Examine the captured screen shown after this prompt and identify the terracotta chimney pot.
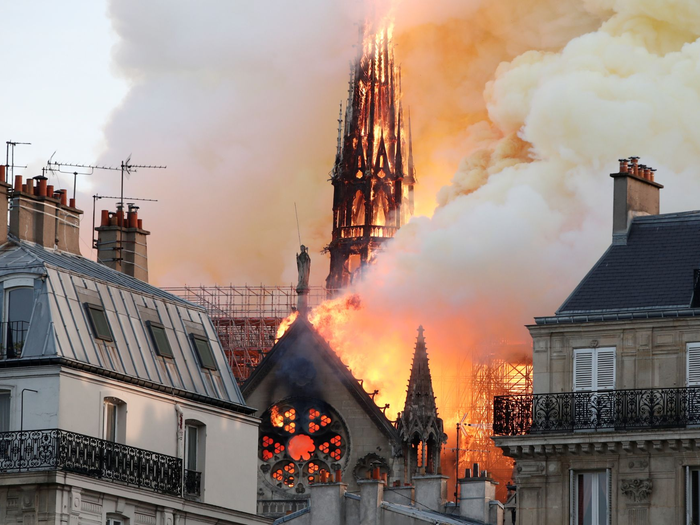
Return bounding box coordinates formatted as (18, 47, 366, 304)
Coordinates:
(14, 175, 22, 192)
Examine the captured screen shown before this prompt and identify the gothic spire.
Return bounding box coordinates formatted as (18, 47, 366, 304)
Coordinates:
(402, 325, 438, 418)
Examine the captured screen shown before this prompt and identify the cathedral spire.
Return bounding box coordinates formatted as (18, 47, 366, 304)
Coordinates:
(397, 326, 446, 480)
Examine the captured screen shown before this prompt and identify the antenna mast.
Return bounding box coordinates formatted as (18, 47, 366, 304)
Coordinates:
(120, 157, 166, 207)
(5, 141, 31, 184)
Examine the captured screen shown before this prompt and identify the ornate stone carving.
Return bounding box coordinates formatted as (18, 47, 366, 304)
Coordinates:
(621, 478, 652, 502)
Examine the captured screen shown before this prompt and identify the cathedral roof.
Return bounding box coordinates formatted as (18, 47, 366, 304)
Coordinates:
(242, 315, 400, 445)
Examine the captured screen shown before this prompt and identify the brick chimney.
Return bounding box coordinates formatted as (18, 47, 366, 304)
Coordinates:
(458, 466, 503, 525)
(611, 157, 663, 245)
(95, 203, 150, 282)
(8, 174, 82, 254)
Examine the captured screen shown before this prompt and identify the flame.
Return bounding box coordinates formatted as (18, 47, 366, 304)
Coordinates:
(275, 311, 298, 340)
(270, 405, 284, 428)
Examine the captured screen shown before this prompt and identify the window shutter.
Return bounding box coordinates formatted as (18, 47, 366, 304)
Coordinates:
(574, 349, 594, 391)
(596, 348, 616, 391)
(688, 344, 700, 386)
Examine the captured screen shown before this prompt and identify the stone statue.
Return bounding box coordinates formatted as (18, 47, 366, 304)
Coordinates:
(296, 245, 311, 293)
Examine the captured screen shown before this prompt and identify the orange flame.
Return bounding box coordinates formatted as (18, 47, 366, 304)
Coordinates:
(270, 405, 284, 428)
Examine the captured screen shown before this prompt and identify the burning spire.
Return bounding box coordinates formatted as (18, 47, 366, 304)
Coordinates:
(325, 19, 416, 291)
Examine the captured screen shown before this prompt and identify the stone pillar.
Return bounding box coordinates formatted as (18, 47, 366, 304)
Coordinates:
(459, 476, 497, 523)
(413, 475, 447, 512)
(310, 482, 346, 525)
(358, 479, 384, 525)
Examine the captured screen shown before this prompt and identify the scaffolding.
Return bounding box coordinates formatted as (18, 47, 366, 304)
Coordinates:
(464, 342, 533, 496)
(163, 285, 330, 382)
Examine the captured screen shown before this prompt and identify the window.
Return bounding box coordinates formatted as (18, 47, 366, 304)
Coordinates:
(574, 347, 616, 391)
(687, 467, 700, 524)
(571, 470, 610, 525)
(103, 397, 125, 443)
(185, 420, 205, 499)
(687, 343, 700, 386)
(86, 304, 113, 342)
(147, 320, 173, 358)
(4, 285, 33, 358)
(190, 334, 217, 370)
(0, 391, 9, 431)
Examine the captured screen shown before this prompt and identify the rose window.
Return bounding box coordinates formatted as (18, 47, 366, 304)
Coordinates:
(259, 398, 350, 493)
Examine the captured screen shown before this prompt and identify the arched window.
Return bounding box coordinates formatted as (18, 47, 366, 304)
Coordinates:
(351, 191, 365, 226)
(103, 397, 126, 443)
(372, 189, 388, 227)
(2, 278, 35, 358)
(185, 419, 206, 499)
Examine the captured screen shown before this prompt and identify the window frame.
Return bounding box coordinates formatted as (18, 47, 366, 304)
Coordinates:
(570, 469, 611, 525)
(573, 347, 616, 392)
(103, 397, 126, 443)
(85, 303, 114, 342)
(3, 282, 35, 359)
(146, 320, 174, 358)
(190, 333, 217, 370)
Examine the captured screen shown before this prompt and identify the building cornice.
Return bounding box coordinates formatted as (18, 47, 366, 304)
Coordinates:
(0, 357, 257, 415)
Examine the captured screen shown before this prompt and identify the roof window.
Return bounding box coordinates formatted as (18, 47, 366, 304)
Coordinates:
(147, 320, 173, 358)
(190, 333, 217, 370)
(85, 304, 113, 342)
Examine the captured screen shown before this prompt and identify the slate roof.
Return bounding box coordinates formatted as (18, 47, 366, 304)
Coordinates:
(242, 316, 400, 444)
(557, 211, 700, 315)
(0, 239, 250, 410)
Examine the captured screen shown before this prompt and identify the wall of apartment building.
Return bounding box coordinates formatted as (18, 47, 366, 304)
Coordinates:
(528, 317, 700, 394)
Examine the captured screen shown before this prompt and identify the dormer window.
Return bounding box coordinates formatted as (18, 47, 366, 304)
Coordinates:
(190, 334, 217, 370)
(85, 303, 113, 342)
(3, 279, 34, 358)
(147, 320, 173, 358)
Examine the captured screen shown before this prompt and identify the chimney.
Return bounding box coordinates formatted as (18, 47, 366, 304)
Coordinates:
(309, 478, 346, 525)
(8, 175, 82, 254)
(412, 474, 448, 513)
(0, 167, 9, 246)
(358, 475, 384, 525)
(458, 467, 502, 525)
(611, 157, 663, 245)
(95, 203, 150, 282)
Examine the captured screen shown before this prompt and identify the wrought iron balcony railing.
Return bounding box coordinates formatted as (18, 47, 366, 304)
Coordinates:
(1, 321, 29, 359)
(0, 429, 182, 496)
(185, 469, 202, 498)
(493, 387, 700, 436)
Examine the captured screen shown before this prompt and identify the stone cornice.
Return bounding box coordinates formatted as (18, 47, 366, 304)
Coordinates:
(493, 429, 700, 459)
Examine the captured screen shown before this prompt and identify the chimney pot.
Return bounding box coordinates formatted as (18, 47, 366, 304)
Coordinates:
(101, 210, 110, 227)
(334, 469, 342, 483)
(46, 185, 54, 198)
(618, 159, 628, 173)
(69, 198, 76, 208)
(137, 218, 143, 229)
(372, 466, 381, 480)
(0, 165, 4, 182)
(21, 184, 27, 193)
(14, 175, 22, 192)
(35, 176, 47, 197)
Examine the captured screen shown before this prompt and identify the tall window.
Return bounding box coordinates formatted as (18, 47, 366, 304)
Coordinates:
(103, 398, 125, 443)
(186, 424, 199, 472)
(572, 470, 610, 525)
(4, 286, 33, 358)
(0, 391, 9, 431)
(687, 467, 700, 525)
(574, 347, 616, 391)
(184, 421, 205, 499)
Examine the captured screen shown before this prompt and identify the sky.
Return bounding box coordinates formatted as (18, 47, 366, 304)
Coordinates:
(5, 0, 700, 426)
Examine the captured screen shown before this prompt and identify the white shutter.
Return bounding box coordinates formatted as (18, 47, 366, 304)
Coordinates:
(596, 348, 616, 391)
(688, 343, 700, 386)
(574, 349, 594, 391)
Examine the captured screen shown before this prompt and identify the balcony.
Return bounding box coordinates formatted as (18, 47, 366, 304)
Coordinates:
(1, 320, 29, 359)
(493, 387, 700, 436)
(184, 468, 202, 498)
(0, 429, 182, 496)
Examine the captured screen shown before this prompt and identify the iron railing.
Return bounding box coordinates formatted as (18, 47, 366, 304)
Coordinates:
(185, 469, 202, 498)
(0, 429, 182, 496)
(493, 387, 700, 436)
(1, 321, 29, 358)
(257, 498, 308, 517)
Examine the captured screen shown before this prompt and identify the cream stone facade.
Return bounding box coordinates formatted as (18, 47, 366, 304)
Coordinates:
(493, 159, 700, 525)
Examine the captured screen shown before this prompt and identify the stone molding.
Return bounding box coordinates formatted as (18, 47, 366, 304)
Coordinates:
(620, 478, 652, 502)
(494, 433, 700, 459)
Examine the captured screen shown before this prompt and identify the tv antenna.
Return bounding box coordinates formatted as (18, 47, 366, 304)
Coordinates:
(120, 156, 166, 207)
(91, 194, 158, 249)
(46, 159, 119, 200)
(5, 141, 31, 184)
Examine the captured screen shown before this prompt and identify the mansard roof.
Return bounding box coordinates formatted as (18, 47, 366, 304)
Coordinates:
(0, 239, 251, 412)
(242, 316, 400, 444)
(549, 212, 700, 322)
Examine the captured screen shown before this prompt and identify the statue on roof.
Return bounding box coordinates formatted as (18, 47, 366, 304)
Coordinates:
(296, 245, 311, 293)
